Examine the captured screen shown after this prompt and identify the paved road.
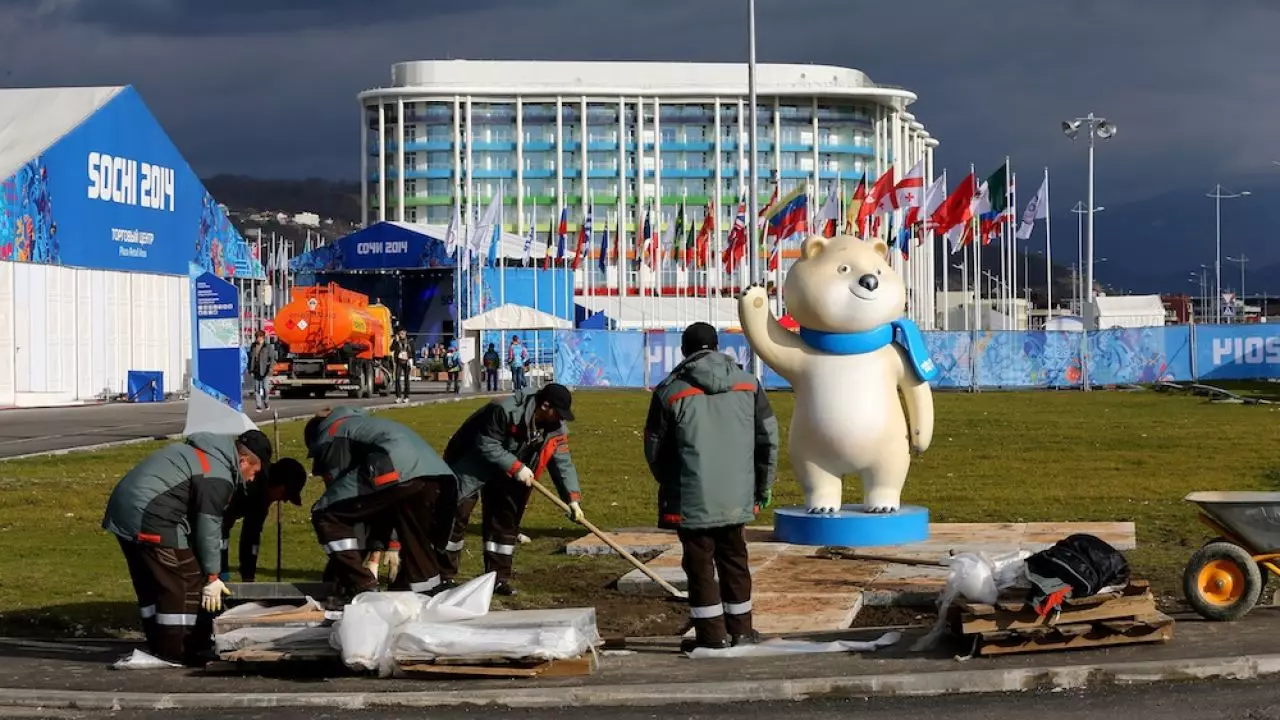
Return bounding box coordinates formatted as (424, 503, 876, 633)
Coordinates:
(27, 678, 1280, 719)
(0, 384, 477, 459)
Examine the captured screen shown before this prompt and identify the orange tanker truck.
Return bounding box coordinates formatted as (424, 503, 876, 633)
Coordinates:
(270, 283, 394, 399)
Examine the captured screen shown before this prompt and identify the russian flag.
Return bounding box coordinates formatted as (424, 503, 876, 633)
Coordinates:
(765, 186, 808, 270)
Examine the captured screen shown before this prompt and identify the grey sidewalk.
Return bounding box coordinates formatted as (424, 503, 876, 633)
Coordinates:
(0, 610, 1277, 709)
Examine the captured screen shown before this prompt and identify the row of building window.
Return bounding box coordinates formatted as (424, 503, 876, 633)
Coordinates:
(395, 123, 875, 147)
(390, 175, 864, 200)
(368, 101, 879, 128)
(388, 150, 871, 175)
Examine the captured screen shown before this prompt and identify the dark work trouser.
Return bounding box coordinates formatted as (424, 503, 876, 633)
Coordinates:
(312, 477, 452, 596)
(394, 364, 411, 398)
(485, 369, 499, 392)
(677, 524, 753, 643)
(117, 537, 208, 664)
(438, 480, 531, 584)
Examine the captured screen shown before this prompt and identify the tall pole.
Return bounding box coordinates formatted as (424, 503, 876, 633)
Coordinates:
(1044, 166, 1053, 320)
(747, 0, 762, 377)
(1085, 119, 1096, 330)
(1215, 189, 1221, 323)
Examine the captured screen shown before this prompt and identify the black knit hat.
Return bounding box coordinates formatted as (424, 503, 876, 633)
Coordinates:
(681, 322, 719, 357)
(535, 383, 575, 422)
(236, 429, 273, 469)
(268, 457, 307, 506)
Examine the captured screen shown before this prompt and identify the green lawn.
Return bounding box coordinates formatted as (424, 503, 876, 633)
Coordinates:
(0, 389, 1276, 639)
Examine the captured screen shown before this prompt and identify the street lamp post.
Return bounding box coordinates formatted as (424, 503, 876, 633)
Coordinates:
(1062, 114, 1116, 330)
(1227, 253, 1250, 322)
(1207, 185, 1250, 323)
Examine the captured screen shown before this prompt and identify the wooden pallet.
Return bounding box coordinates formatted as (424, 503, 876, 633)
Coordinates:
(950, 580, 1175, 657)
(213, 646, 598, 678)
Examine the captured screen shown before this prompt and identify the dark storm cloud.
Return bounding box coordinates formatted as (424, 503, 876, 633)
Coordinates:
(1, 0, 1278, 205)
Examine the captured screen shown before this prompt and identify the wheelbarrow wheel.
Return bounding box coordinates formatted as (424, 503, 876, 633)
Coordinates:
(1183, 541, 1263, 621)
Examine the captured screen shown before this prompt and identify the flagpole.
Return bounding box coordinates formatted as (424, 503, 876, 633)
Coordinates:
(970, 163, 980, 333)
(1044, 166, 1052, 326)
(499, 180, 506, 309)
(1008, 158, 1016, 330)
(746, 0, 762, 376)
(531, 204, 539, 320)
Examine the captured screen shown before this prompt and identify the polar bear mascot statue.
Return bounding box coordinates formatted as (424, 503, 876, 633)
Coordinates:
(738, 234, 937, 515)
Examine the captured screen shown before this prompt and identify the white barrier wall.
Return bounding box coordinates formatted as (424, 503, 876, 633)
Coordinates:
(0, 261, 191, 407)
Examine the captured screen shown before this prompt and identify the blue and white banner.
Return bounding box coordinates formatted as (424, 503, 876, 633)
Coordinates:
(1194, 324, 1280, 380)
(190, 263, 242, 411)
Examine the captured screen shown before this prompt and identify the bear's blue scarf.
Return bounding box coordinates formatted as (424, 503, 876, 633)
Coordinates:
(797, 318, 939, 382)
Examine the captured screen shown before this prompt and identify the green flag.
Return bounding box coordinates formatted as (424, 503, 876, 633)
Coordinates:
(684, 218, 697, 267)
(986, 162, 1009, 215)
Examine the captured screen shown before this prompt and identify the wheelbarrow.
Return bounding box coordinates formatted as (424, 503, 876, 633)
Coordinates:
(1182, 491, 1280, 621)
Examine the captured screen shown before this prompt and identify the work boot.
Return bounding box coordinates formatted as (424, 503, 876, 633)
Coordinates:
(679, 636, 731, 654)
(433, 579, 459, 594)
(494, 582, 518, 597)
(731, 629, 762, 647)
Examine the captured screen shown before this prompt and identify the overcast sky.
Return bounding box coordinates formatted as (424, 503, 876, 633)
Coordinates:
(1, 0, 1276, 205)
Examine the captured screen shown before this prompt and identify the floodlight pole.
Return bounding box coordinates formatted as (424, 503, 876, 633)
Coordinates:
(747, 0, 763, 378)
(1208, 185, 1249, 323)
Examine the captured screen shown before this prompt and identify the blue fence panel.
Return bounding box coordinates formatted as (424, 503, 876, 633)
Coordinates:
(924, 331, 975, 389)
(1087, 326, 1193, 385)
(554, 329, 647, 387)
(546, 325, 1273, 390)
(974, 331, 1083, 388)
(1193, 324, 1280, 381)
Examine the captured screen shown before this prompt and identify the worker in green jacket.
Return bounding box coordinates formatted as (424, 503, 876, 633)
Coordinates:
(644, 322, 779, 653)
(304, 406, 458, 606)
(439, 383, 583, 596)
(219, 458, 309, 582)
(102, 429, 274, 665)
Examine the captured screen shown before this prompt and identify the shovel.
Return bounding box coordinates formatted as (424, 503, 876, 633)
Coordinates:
(529, 480, 687, 600)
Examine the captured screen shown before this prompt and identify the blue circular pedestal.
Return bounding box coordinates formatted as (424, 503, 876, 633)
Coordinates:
(774, 504, 929, 547)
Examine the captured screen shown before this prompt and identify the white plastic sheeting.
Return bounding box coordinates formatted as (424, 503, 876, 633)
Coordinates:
(183, 383, 256, 436)
(334, 572, 601, 676)
(110, 649, 182, 670)
(0, 261, 190, 406)
(912, 551, 1031, 652)
(687, 631, 901, 659)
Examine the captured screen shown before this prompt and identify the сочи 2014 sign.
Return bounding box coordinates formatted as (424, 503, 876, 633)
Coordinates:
(86, 152, 175, 212)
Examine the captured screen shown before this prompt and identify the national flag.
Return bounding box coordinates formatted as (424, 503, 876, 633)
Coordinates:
(814, 184, 840, 237)
(521, 219, 534, 263)
(445, 203, 463, 257)
(684, 216, 697, 268)
(843, 176, 867, 235)
(571, 208, 592, 271)
(765, 185, 808, 271)
(858, 170, 896, 229)
(694, 202, 715, 267)
(610, 220, 620, 262)
(1016, 174, 1049, 240)
(472, 192, 502, 257)
(542, 208, 557, 270)
(485, 221, 501, 267)
(757, 182, 779, 228)
(641, 207, 656, 268)
(932, 172, 977, 253)
(893, 159, 926, 214)
(986, 162, 1009, 215)
(895, 222, 911, 259)
(921, 172, 948, 230)
(723, 196, 748, 270)
(555, 207, 568, 260)
(598, 223, 609, 273)
(664, 204, 685, 267)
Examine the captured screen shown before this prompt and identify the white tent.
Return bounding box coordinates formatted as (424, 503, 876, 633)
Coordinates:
(1044, 315, 1086, 332)
(575, 295, 740, 330)
(459, 304, 571, 390)
(1093, 295, 1166, 329)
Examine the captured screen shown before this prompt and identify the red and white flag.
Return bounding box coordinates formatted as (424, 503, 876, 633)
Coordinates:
(859, 168, 897, 228)
(893, 159, 926, 216)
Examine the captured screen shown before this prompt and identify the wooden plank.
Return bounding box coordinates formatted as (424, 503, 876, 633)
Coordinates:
(976, 614, 1174, 657)
(958, 580, 1151, 616)
(399, 654, 597, 679)
(959, 593, 1157, 634)
(213, 608, 328, 633)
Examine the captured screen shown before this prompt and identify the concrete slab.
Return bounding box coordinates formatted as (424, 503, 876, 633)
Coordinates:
(750, 592, 863, 635)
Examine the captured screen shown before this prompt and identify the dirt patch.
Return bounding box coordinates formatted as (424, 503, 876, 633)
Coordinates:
(849, 604, 934, 629)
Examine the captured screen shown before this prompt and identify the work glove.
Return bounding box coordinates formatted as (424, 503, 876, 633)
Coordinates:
(201, 578, 231, 613)
(756, 488, 773, 510)
(383, 548, 401, 582)
(363, 551, 383, 580)
(566, 501, 585, 524)
(514, 465, 535, 486)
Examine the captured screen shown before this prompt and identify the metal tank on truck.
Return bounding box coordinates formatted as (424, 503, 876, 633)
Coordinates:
(271, 283, 393, 398)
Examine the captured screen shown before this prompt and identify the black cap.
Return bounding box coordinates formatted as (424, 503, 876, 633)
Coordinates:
(536, 383, 574, 422)
(268, 458, 308, 506)
(236, 429, 273, 469)
(681, 322, 719, 357)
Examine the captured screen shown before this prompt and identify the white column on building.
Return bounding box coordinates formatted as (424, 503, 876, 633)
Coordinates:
(555, 97, 564, 213)
(652, 96, 662, 307)
(396, 98, 406, 222)
(636, 97, 646, 300)
(926, 138, 937, 329)
(616, 96, 627, 296)
(712, 97, 723, 317)
(464, 97, 474, 223)
(377, 101, 386, 222)
(811, 95, 820, 206)
(516, 97, 524, 237)
(360, 101, 369, 226)
(452, 97, 462, 224)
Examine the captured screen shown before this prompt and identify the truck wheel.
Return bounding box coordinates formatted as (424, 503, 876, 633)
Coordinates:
(1183, 541, 1263, 621)
(311, 388, 326, 399)
(347, 367, 363, 399)
(361, 368, 374, 398)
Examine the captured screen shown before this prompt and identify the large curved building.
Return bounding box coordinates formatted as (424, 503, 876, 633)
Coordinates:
(359, 60, 938, 329)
